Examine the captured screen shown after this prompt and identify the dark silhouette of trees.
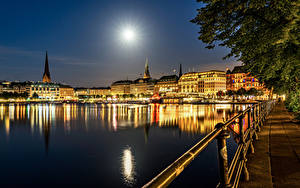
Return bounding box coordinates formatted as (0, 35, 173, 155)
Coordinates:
(0, 92, 29, 99)
(32, 92, 39, 99)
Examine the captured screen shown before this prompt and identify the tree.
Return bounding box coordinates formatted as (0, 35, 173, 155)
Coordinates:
(32, 92, 39, 99)
(217, 90, 224, 98)
(247, 88, 258, 96)
(226, 90, 235, 96)
(192, 0, 299, 117)
(237, 88, 247, 96)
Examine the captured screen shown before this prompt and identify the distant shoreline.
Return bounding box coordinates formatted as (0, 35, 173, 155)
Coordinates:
(0, 101, 258, 105)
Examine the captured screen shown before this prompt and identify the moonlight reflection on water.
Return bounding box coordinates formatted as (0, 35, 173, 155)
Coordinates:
(121, 146, 136, 186)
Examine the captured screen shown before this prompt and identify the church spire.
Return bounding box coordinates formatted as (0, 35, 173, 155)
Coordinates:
(179, 63, 182, 78)
(143, 57, 150, 79)
(42, 51, 51, 83)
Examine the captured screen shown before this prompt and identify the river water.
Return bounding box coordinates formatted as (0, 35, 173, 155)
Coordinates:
(0, 103, 249, 187)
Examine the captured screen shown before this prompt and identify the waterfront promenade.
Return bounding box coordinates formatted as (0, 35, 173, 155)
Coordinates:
(240, 102, 300, 188)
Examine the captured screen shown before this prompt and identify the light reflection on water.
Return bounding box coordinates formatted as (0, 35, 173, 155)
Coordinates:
(121, 146, 136, 186)
(0, 103, 246, 136)
(0, 103, 248, 187)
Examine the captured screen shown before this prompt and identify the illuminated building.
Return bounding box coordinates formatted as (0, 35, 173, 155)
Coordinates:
(111, 80, 132, 95)
(201, 70, 226, 95)
(178, 70, 226, 96)
(30, 83, 59, 99)
(130, 78, 155, 95)
(226, 66, 264, 91)
(42, 51, 51, 83)
(0, 81, 31, 94)
(59, 86, 75, 100)
(179, 72, 202, 94)
(74, 88, 89, 97)
(74, 87, 111, 97)
(154, 75, 179, 96)
(88, 87, 111, 96)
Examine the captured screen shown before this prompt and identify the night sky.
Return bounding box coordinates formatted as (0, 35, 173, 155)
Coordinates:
(0, 0, 240, 87)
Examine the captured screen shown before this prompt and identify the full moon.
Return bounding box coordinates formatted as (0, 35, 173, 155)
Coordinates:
(122, 28, 135, 42)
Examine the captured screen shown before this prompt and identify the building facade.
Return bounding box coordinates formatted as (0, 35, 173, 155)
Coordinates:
(0, 81, 31, 94)
(111, 80, 132, 95)
(178, 70, 226, 96)
(154, 75, 179, 96)
(201, 70, 226, 95)
(178, 72, 200, 94)
(75, 88, 88, 97)
(89, 87, 111, 96)
(59, 86, 74, 100)
(226, 66, 264, 91)
(30, 83, 59, 99)
(130, 78, 155, 95)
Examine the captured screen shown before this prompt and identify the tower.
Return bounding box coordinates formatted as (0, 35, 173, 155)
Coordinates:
(179, 64, 182, 78)
(143, 58, 151, 79)
(42, 51, 51, 83)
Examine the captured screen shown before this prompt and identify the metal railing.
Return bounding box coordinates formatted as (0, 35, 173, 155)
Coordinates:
(143, 100, 275, 188)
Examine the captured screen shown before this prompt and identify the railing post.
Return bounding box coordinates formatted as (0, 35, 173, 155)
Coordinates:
(259, 102, 264, 128)
(256, 104, 260, 128)
(215, 123, 231, 188)
(258, 103, 261, 126)
(253, 106, 259, 140)
(239, 112, 249, 181)
(263, 103, 266, 121)
(248, 109, 255, 153)
(252, 107, 260, 140)
(254, 105, 261, 132)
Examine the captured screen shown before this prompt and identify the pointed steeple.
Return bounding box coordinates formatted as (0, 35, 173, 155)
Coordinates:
(143, 58, 150, 79)
(179, 64, 182, 78)
(42, 51, 51, 83)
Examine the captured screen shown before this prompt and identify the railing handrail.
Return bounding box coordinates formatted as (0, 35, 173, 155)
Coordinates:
(143, 100, 275, 188)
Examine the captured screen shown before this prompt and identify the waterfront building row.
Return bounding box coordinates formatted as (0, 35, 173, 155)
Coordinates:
(0, 81, 75, 100)
(0, 51, 269, 100)
(226, 66, 265, 91)
(29, 83, 75, 100)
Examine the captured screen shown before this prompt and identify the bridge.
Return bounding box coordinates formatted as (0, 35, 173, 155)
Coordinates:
(142, 101, 300, 187)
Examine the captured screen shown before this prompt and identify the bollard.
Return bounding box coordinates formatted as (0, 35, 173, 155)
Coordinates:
(239, 112, 250, 181)
(215, 123, 231, 188)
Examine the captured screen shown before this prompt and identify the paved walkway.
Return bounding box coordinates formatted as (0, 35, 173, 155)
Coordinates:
(240, 102, 300, 188)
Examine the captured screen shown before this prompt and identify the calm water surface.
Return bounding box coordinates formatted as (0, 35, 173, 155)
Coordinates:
(0, 103, 248, 187)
